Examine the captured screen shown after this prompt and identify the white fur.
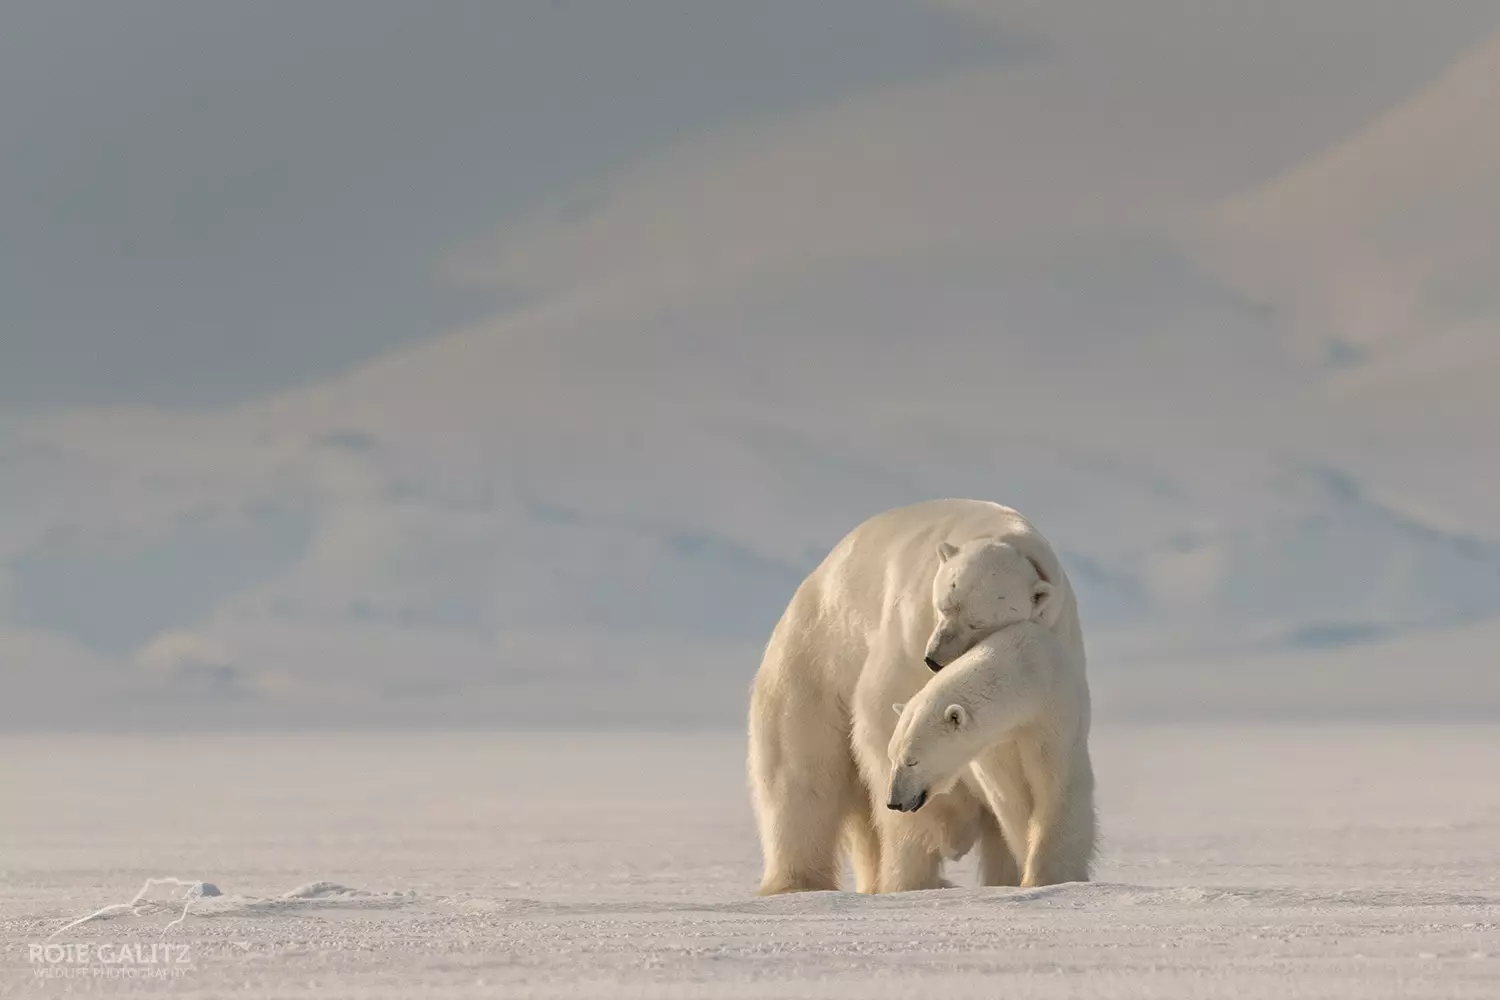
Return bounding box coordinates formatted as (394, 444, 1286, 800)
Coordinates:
(888, 620, 1096, 887)
(746, 499, 1085, 895)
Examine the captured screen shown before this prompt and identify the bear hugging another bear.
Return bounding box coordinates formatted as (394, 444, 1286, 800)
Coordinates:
(747, 499, 1095, 895)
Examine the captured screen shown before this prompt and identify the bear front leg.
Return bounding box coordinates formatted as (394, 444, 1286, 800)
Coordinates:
(844, 796, 882, 894)
(874, 807, 949, 892)
(923, 785, 985, 862)
(975, 808, 1021, 886)
(969, 744, 1035, 884)
(748, 674, 856, 895)
(1016, 735, 1096, 886)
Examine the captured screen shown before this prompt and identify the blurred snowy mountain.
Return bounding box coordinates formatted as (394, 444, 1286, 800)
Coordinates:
(3, 3, 1499, 725)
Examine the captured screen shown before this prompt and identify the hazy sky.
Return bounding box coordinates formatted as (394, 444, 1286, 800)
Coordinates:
(3, 2, 1499, 727)
(6, 2, 1497, 407)
(0, 1, 1017, 407)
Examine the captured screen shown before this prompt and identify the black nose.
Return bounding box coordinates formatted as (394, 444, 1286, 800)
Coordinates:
(924, 656, 943, 672)
(886, 789, 929, 813)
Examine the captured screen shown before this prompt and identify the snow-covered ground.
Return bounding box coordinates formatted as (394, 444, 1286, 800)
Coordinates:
(4, 725, 1498, 997)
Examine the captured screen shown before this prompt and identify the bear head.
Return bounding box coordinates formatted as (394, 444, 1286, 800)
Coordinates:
(923, 538, 1056, 672)
(888, 620, 1060, 813)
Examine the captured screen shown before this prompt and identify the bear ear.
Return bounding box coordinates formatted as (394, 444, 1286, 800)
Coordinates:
(936, 541, 960, 564)
(944, 704, 967, 728)
(892, 702, 907, 717)
(1025, 553, 1052, 585)
(1030, 580, 1058, 625)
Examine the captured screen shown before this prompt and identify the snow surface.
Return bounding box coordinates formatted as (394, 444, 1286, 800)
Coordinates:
(4, 725, 1498, 997)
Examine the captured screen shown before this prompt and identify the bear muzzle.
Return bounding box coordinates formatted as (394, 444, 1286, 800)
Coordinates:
(886, 788, 928, 813)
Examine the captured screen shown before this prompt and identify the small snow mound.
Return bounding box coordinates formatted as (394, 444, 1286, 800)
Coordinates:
(281, 882, 367, 899)
(184, 882, 418, 918)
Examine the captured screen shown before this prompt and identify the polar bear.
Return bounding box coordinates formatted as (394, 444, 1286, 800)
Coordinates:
(747, 499, 1086, 895)
(887, 620, 1096, 887)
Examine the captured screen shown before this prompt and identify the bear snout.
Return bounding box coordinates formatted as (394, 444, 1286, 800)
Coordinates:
(924, 627, 964, 671)
(887, 756, 932, 812)
(886, 786, 929, 813)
